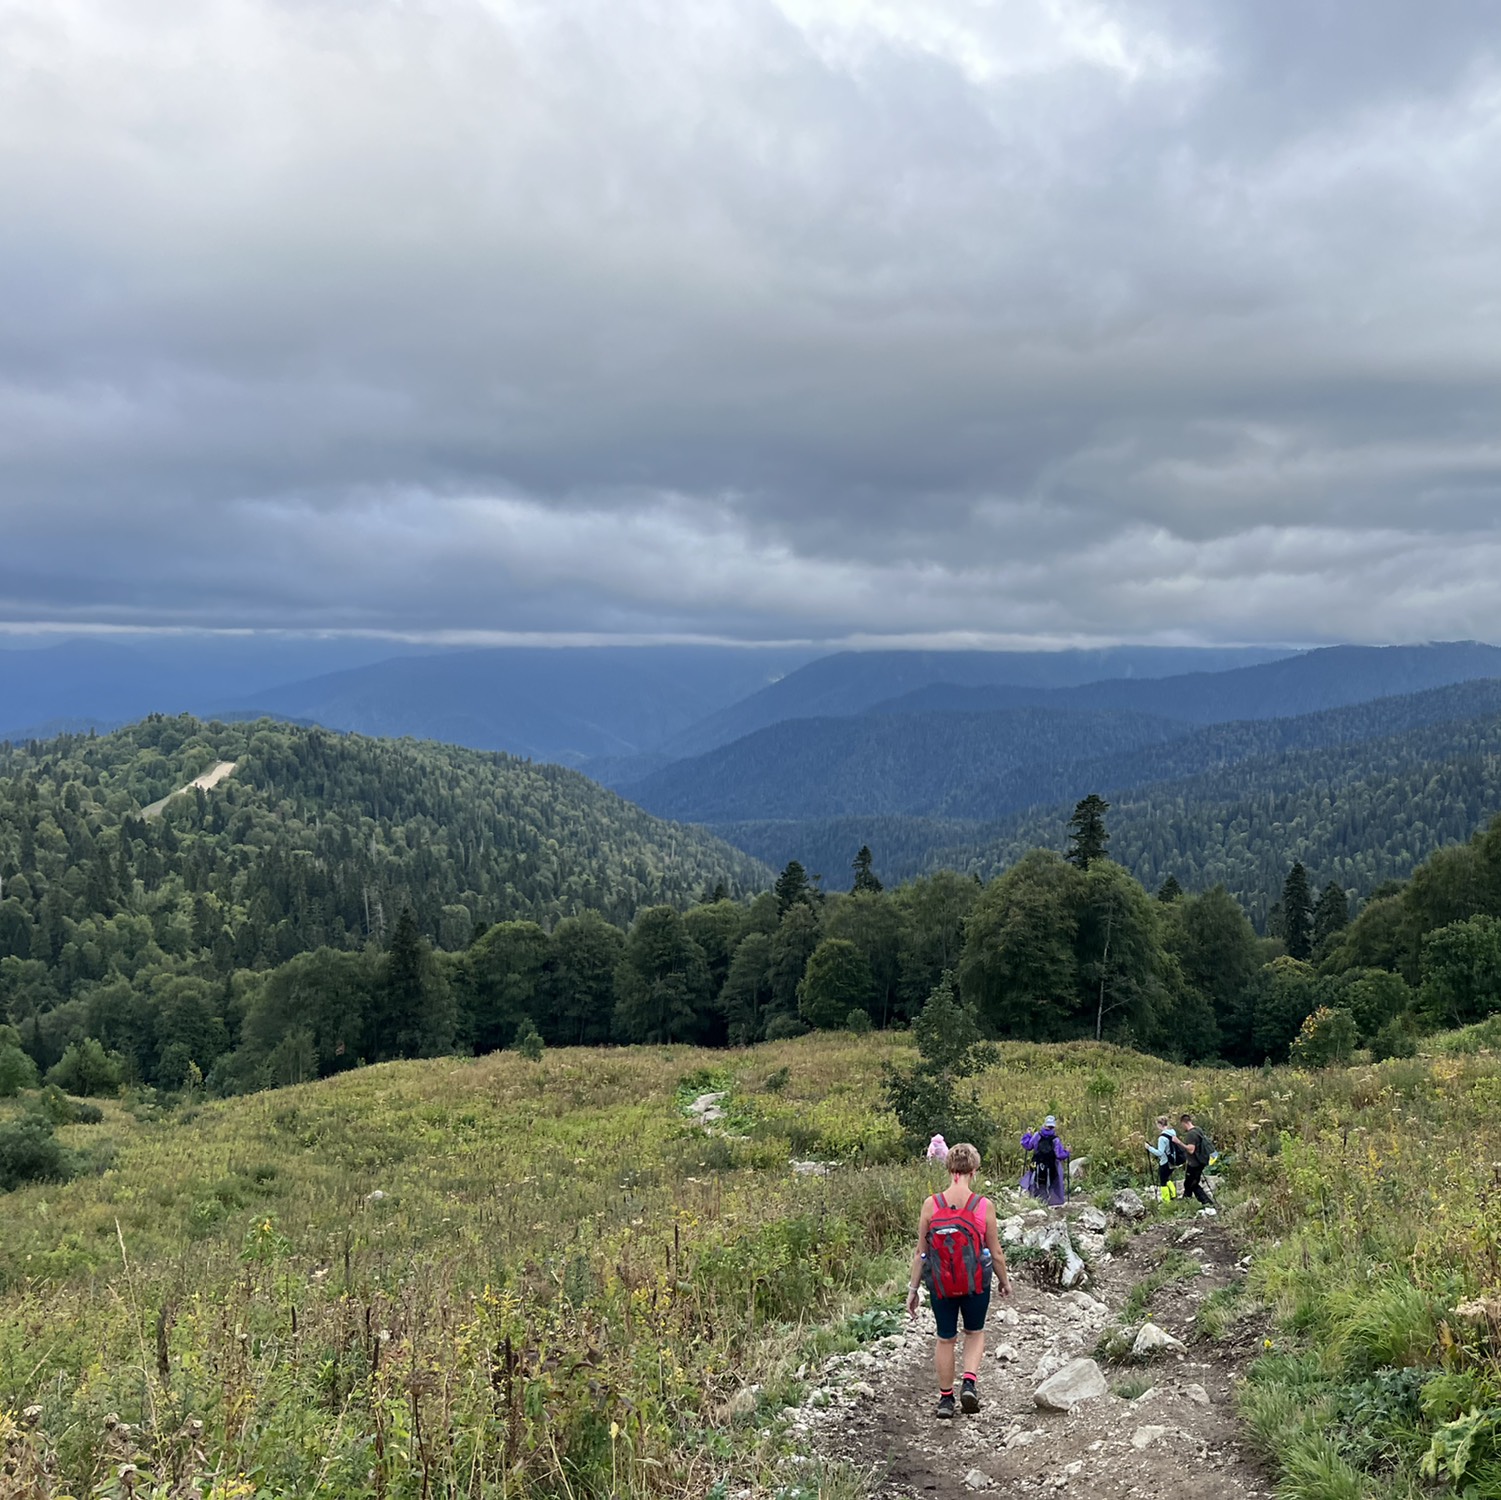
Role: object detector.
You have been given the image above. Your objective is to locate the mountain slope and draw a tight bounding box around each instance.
[715,700,1501,909]
[626,707,1188,821]
[630,676,1501,828]
[649,645,1292,760]
[233,645,814,764]
[870,641,1501,723]
[0,716,764,984]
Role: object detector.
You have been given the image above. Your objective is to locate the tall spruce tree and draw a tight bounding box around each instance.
[1066,794,1110,869]
[851,845,883,895]
[1157,874,1183,904]
[1312,881,1350,949]
[1282,862,1314,960]
[774,859,812,913]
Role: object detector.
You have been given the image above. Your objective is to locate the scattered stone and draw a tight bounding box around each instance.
[1000,1215,1027,1244]
[964,1469,993,1491]
[1061,1251,1090,1289]
[1131,1424,1171,1450]
[1198,1206,1218,1217]
[1074,1205,1108,1232]
[1061,1290,1107,1316]
[1183,1383,1211,1406]
[847,1381,875,1401]
[1067,1156,1088,1181]
[365,1190,387,1204]
[1034,1357,1108,1412]
[994,1307,1021,1326]
[1131,1323,1187,1358]
[689,1091,728,1123]
[1111,1189,1147,1220]
[994,1343,1020,1363]
[1130,1386,1159,1403]
[1009,1430,1038,1448]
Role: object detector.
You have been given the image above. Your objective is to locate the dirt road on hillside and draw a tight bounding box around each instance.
[796,1207,1273,1498]
[142,760,237,820]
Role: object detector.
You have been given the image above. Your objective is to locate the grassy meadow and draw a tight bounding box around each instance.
[2,1032,1500,1498]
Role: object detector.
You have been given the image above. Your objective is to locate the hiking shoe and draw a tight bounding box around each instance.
[935,1393,957,1420]
[960,1380,981,1414]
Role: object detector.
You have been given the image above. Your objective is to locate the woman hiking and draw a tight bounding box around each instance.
[1021,1115,1070,1206]
[906,1141,1013,1419]
[1144,1114,1183,1199]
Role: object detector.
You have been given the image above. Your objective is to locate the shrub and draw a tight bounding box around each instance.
[515,1017,545,1062]
[1289,1007,1358,1069]
[882,972,996,1150]
[0,1039,38,1097]
[845,1007,872,1034]
[0,1114,76,1192]
[1371,1016,1418,1061]
[34,1084,103,1125]
[45,1038,124,1097]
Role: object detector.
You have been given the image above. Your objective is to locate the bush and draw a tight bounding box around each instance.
[45,1038,125,1097]
[845,1007,872,1034]
[1290,1007,1358,1069]
[34,1084,103,1125]
[0,1040,38,1097]
[0,1114,76,1192]
[515,1017,544,1062]
[1371,1016,1418,1061]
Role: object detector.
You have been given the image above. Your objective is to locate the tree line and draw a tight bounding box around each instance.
[4,713,1501,1102]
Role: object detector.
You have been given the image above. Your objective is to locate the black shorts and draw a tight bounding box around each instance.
[931,1289,990,1340]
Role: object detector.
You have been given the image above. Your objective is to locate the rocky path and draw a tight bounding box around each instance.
[796,1198,1274,1499]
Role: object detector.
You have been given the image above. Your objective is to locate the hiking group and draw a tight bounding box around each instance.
[1145,1111,1215,1206]
[908,1116,1217,1419]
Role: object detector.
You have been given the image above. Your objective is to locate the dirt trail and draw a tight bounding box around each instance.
[798,1205,1273,1499]
[142,760,237,820]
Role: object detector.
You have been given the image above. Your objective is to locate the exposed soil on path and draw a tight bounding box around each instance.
[142,760,236,820]
[798,1206,1274,1499]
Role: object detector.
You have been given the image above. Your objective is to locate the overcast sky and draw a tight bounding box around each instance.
[4,0,1501,648]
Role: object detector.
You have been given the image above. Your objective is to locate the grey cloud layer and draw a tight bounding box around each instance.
[3,0,1501,643]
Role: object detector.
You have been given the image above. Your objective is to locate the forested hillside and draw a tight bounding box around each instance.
[0,717,761,1087]
[636,679,1501,829]
[709,689,1501,906]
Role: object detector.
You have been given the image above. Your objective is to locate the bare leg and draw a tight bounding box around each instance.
[960,1329,985,1376]
[935,1337,956,1389]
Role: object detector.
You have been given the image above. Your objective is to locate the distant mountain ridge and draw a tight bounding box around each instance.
[626,646,1501,829]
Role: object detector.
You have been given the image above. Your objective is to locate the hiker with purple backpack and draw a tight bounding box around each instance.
[906,1142,1013,1419]
[1021,1115,1070,1206]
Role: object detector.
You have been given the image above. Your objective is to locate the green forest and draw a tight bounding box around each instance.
[3,714,1501,1124]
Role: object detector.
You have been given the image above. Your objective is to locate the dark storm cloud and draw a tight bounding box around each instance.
[3,0,1501,644]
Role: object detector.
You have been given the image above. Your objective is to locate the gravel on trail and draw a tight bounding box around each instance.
[789,1205,1275,1499]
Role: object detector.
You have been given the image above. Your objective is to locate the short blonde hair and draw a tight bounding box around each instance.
[946,1142,981,1176]
[1155,1115,1170,1129]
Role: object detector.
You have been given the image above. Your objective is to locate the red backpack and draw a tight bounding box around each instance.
[924,1193,989,1298]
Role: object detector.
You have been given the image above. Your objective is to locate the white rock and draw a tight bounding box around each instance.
[1034,1358,1109,1412]
[1000,1215,1027,1244]
[847,1381,875,1401]
[1068,1156,1088,1181]
[1131,1425,1171,1450]
[1061,1290,1108,1316]
[1131,1386,1159,1403]
[1009,1430,1038,1448]
[964,1470,992,1491]
[1198,1207,1218,1217]
[1074,1205,1108,1232]
[365,1190,387,1203]
[994,1307,1021,1326]
[791,1160,832,1176]
[1183,1383,1211,1406]
[1131,1323,1187,1358]
[1061,1252,1090,1289]
[994,1343,1020,1363]
[1111,1189,1147,1220]
[1033,1349,1070,1383]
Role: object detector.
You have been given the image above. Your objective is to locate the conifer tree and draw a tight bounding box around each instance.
[774,859,812,913]
[851,845,883,894]
[1157,874,1183,904]
[1282,862,1314,960]
[1312,881,1350,949]
[1066,794,1110,869]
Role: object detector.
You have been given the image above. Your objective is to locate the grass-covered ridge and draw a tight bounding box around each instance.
[3,1029,1501,1496]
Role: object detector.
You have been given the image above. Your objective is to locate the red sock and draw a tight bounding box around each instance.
[962,1371,978,1383]
[939,1387,953,1397]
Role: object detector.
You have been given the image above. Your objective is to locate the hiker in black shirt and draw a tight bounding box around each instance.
[1178,1113,1214,1206]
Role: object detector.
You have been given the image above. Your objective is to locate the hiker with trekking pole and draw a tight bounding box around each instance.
[906,1141,1013,1419]
[1177,1112,1216,1207]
